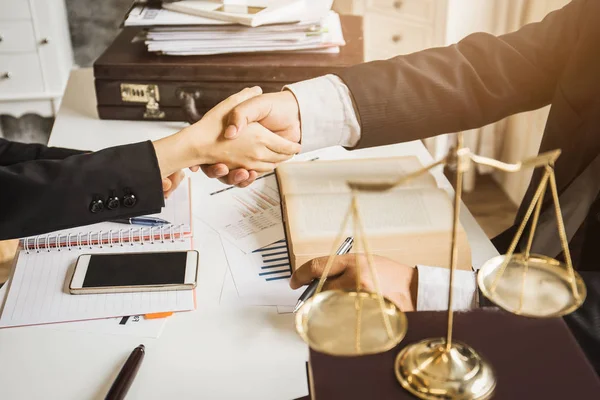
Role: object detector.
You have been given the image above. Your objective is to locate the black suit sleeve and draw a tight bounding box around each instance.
[0,141,165,240]
[0,138,86,165]
[337,0,587,148]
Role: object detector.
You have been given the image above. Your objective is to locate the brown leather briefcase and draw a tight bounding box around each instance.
[93,15,363,123]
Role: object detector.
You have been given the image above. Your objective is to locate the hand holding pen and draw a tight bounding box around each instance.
[293,237,354,313]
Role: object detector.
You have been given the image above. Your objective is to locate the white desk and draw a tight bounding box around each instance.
[0,69,498,400]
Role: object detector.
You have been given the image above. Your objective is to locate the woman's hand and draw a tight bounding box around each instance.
[290,254,418,311]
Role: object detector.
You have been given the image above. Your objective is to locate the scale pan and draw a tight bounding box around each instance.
[478,254,586,318]
[295,290,407,356]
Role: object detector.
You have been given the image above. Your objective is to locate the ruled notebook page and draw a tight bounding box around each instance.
[0,239,195,328]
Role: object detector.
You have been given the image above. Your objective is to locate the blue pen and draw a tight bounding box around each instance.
[111,217,171,227]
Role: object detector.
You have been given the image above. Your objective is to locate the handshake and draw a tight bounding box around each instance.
[153,86,419,312]
[153,87,301,196]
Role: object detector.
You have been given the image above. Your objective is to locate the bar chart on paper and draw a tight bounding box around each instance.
[253,239,291,281]
[222,238,299,306]
[194,173,285,252]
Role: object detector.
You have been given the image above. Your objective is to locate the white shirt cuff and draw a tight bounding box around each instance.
[284,74,360,153]
[416,265,478,311]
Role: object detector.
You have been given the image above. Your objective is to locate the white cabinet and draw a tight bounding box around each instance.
[0,0,73,117]
[368,0,437,21]
[364,13,434,60]
[0,53,45,95]
[0,0,32,20]
[0,21,37,52]
[334,0,448,61]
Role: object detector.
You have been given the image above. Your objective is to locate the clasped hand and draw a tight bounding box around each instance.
[153,87,301,196]
[200,90,301,188]
[155,88,418,310]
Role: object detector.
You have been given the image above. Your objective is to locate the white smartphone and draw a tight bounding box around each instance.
[69,251,199,295]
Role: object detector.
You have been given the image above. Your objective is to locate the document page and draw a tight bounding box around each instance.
[193,173,285,252]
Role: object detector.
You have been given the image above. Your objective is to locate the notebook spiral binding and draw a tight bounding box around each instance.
[22,224,188,254]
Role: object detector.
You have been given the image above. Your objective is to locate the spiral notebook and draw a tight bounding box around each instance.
[0,180,196,328]
[21,179,193,250]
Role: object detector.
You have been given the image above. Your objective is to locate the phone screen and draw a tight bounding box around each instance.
[83,252,188,288]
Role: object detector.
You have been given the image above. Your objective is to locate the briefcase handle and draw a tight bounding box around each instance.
[178,89,203,124]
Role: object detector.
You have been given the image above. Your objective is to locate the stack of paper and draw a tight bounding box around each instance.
[124,1,344,56]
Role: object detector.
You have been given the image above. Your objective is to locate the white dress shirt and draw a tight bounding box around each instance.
[285,75,478,311]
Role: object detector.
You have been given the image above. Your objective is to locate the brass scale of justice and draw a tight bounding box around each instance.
[294,132,587,400]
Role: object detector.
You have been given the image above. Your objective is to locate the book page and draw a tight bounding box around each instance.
[287,188,453,238]
[277,156,436,196]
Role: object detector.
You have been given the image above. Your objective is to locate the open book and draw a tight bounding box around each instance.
[276,156,472,271]
[163,0,307,27]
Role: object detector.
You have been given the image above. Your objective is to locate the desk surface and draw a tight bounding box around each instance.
[0,69,498,400]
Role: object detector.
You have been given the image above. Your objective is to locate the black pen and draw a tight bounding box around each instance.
[293,237,353,313]
[111,217,170,227]
[105,344,145,400]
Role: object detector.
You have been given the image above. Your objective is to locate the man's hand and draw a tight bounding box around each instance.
[225,91,301,142]
[290,254,418,311]
[199,91,301,187]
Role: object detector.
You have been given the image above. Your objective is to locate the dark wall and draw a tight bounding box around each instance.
[66,0,133,67]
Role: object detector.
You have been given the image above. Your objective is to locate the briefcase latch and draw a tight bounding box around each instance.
[120,84,165,120]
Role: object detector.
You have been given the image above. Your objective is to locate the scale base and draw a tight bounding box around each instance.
[395,338,496,400]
